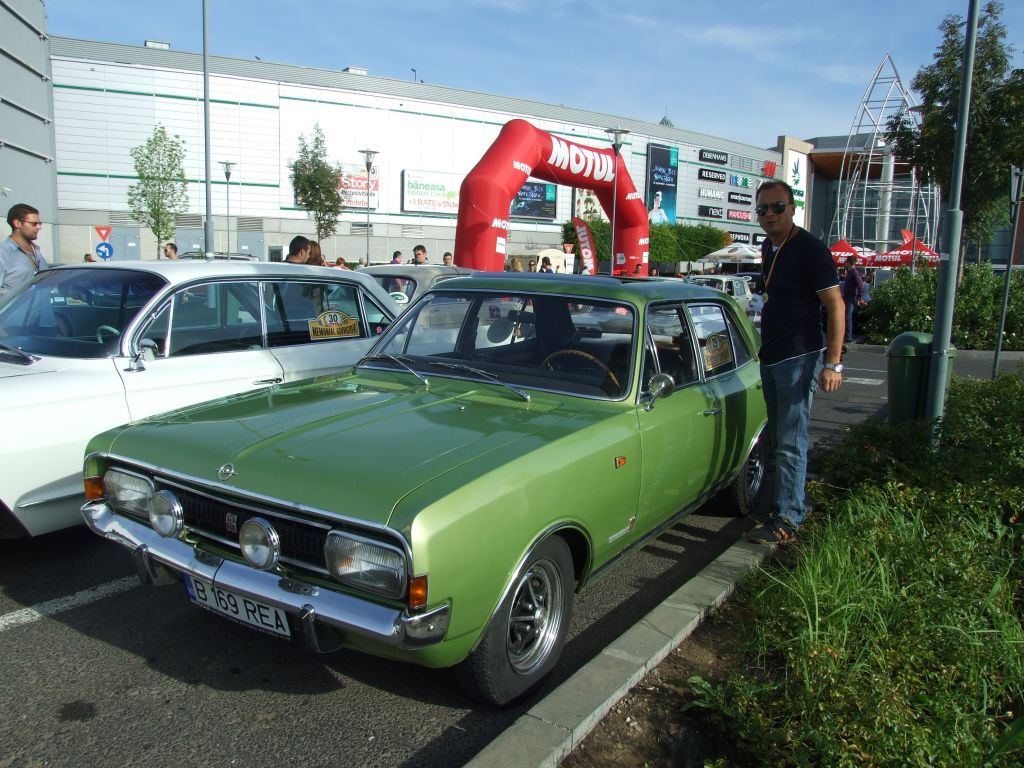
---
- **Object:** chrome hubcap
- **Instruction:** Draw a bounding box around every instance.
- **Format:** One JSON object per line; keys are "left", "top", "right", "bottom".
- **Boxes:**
{"left": 506, "top": 557, "right": 564, "bottom": 675}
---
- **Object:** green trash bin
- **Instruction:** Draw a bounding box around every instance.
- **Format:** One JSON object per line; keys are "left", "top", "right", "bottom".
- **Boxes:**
{"left": 886, "top": 332, "right": 957, "bottom": 424}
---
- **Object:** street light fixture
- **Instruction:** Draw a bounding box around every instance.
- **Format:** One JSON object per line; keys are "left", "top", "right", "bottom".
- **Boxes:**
{"left": 359, "top": 149, "right": 378, "bottom": 264}
{"left": 605, "top": 127, "right": 629, "bottom": 275}
{"left": 220, "top": 160, "right": 235, "bottom": 256}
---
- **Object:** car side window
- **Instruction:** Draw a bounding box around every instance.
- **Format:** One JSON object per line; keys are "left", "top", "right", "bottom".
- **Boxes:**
{"left": 265, "top": 280, "right": 366, "bottom": 347}
{"left": 145, "top": 281, "right": 263, "bottom": 357}
{"left": 688, "top": 304, "right": 737, "bottom": 378}
{"left": 645, "top": 304, "right": 699, "bottom": 387}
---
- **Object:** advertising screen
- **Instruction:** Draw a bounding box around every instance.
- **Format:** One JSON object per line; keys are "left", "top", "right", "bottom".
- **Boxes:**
{"left": 645, "top": 144, "right": 678, "bottom": 225}
{"left": 510, "top": 181, "right": 557, "bottom": 219}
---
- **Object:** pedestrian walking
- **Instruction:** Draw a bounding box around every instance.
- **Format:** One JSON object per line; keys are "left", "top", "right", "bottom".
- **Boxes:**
{"left": 841, "top": 255, "right": 866, "bottom": 343}
{"left": 1, "top": 204, "right": 48, "bottom": 306}
{"left": 747, "top": 181, "right": 844, "bottom": 546}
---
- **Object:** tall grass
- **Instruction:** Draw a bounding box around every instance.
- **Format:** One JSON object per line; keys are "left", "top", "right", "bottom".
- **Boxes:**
{"left": 692, "top": 374, "right": 1024, "bottom": 766}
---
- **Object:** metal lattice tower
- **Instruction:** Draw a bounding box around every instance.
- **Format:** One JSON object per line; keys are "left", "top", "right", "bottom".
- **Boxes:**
{"left": 831, "top": 55, "right": 940, "bottom": 253}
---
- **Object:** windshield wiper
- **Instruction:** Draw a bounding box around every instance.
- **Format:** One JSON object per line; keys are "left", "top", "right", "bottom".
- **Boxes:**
{"left": 429, "top": 361, "right": 530, "bottom": 402}
{"left": 358, "top": 353, "right": 428, "bottom": 386}
{"left": 0, "top": 342, "right": 38, "bottom": 365}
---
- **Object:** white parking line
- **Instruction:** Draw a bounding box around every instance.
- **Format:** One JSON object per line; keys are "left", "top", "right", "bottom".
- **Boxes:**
{"left": 843, "top": 376, "right": 884, "bottom": 386}
{"left": 0, "top": 576, "right": 138, "bottom": 634}
{"left": 845, "top": 367, "right": 886, "bottom": 373}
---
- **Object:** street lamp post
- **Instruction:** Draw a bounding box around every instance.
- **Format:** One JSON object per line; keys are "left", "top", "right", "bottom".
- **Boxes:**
{"left": 220, "top": 161, "right": 235, "bottom": 256}
{"left": 359, "top": 149, "right": 378, "bottom": 264}
{"left": 605, "top": 127, "right": 629, "bottom": 275}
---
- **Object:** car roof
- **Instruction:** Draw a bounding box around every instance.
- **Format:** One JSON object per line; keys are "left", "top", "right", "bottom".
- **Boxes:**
{"left": 48, "top": 260, "right": 401, "bottom": 312}
{"left": 360, "top": 264, "right": 476, "bottom": 278}
{"left": 428, "top": 272, "right": 723, "bottom": 304}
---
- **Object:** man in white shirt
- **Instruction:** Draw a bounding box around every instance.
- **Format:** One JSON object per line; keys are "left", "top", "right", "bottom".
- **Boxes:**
{"left": 0, "top": 204, "right": 48, "bottom": 306}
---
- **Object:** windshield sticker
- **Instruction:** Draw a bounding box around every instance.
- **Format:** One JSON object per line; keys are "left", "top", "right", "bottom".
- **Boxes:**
{"left": 703, "top": 332, "right": 733, "bottom": 370}
{"left": 308, "top": 311, "right": 359, "bottom": 340}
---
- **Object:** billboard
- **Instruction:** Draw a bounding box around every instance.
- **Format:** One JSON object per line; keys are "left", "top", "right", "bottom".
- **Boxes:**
{"left": 402, "top": 169, "right": 462, "bottom": 214}
{"left": 510, "top": 180, "right": 557, "bottom": 219}
{"left": 339, "top": 163, "right": 380, "bottom": 209}
{"left": 645, "top": 144, "right": 678, "bottom": 224}
{"left": 572, "top": 187, "right": 608, "bottom": 222}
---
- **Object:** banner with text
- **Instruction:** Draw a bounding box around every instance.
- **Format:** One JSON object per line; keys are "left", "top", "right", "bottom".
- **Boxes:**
{"left": 645, "top": 144, "right": 678, "bottom": 225}
{"left": 572, "top": 216, "right": 598, "bottom": 275}
{"left": 339, "top": 163, "right": 380, "bottom": 209}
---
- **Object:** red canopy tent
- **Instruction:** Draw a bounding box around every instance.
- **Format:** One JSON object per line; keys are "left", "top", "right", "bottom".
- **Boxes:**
{"left": 874, "top": 229, "right": 939, "bottom": 267}
{"left": 830, "top": 239, "right": 872, "bottom": 266}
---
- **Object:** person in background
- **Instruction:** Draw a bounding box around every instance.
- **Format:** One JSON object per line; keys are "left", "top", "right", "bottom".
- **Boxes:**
{"left": 83, "top": 253, "right": 96, "bottom": 263}
{"left": 357, "top": 258, "right": 367, "bottom": 268}
{"left": 539, "top": 256, "right": 554, "bottom": 273}
{"left": 747, "top": 180, "right": 843, "bottom": 547}
{"left": 509, "top": 257, "right": 524, "bottom": 272}
{"left": 390, "top": 250, "right": 402, "bottom": 264}
{"left": 1, "top": 203, "right": 48, "bottom": 307}
{"left": 163, "top": 242, "right": 179, "bottom": 259}
{"left": 286, "top": 236, "right": 311, "bottom": 264}
{"left": 307, "top": 241, "right": 326, "bottom": 266}
{"left": 412, "top": 244, "right": 428, "bottom": 265}
{"left": 649, "top": 267, "right": 660, "bottom": 277}
{"left": 334, "top": 257, "right": 350, "bottom": 269}
{"left": 442, "top": 252, "right": 454, "bottom": 266}
{"left": 527, "top": 259, "right": 537, "bottom": 272}
{"left": 841, "top": 255, "right": 866, "bottom": 343}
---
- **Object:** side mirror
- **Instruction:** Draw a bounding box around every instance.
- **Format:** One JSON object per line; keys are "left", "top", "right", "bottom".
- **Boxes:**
{"left": 139, "top": 338, "right": 159, "bottom": 361}
{"left": 644, "top": 372, "right": 674, "bottom": 411}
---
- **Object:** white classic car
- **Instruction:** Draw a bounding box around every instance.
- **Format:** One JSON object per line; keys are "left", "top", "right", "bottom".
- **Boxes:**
{"left": 0, "top": 260, "right": 399, "bottom": 538}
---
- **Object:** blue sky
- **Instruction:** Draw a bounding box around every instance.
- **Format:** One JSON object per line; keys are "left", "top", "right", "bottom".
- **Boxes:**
{"left": 44, "top": 0, "right": 1023, "bottom": 149}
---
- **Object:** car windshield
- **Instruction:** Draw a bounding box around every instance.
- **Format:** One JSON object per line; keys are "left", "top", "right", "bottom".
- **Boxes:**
{"left": 0, "top": 268, "right": 166, "bottom": 359}
{"left": 364, "top": 290, "right": 636, "bottom": 399}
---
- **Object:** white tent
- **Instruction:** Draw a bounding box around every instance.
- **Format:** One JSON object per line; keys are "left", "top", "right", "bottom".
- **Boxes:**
{"left": 704, "top": 244, "right": 762, "bottom": 263}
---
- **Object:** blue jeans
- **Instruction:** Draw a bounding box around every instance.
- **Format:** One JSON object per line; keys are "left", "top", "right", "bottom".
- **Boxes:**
{"left": 760, "top": 349, "right": 823, "bottom": 529}
{"left": 843, "top": 296, "right": 856, "bottom": 341}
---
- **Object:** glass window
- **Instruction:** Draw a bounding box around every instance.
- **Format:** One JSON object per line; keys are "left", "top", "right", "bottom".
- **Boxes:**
{"left": 688, "top": 304, "right": 737, "bottom": 377}
{"left": 645, "top": 304, "right": 699, "bottom": 387}
{"left": 265, "top": 280, "right": 366, "bottom": 348}
{"left": 148, "top": 281, "right": 262, "bottom": 357}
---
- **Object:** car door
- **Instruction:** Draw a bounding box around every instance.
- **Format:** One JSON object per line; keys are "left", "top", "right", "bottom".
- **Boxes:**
{"left": 116, "top": 279, "right": 286, "bottom": 422}
{"left": 634, "top": 302, "right": 722, "bottom": 531}
{"left": 263, "top": 278, "right": 390, "bottom": 381}
{"left": 686, "top": 302, "right": 760, "bottom": 483}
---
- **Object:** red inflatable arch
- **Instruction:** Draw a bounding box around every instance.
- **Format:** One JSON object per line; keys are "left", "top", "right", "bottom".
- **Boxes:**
{"left": 454, "top": 119, "right": 650, "bottom": 274}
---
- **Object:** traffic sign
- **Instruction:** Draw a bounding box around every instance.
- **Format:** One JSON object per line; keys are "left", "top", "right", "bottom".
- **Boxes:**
{"left": 96, "top": 242, "right": 114, "bottom": 260}
{"left": 95, "top": 226, "right": 112, "bottom": 242}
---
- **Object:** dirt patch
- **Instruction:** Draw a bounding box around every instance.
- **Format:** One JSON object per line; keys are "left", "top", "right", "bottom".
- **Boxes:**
{"left": 562, "top": 600, "right": 756, "bottom": 768}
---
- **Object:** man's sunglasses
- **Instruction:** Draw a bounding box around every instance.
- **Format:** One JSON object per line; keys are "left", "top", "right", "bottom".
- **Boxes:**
{"left": 755, "top": 201, "right": 789, "bottom": 216}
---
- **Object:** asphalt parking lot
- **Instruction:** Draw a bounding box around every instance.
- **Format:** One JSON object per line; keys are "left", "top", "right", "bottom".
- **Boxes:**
{"left": 0, "top": 345, "right": 1017, "bottom": 767}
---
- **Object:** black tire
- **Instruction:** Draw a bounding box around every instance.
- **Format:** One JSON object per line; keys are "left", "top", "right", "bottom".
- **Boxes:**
{"left": 456, "top": 536, "right": 574, "bottom": 706}
{"left": 712, "top": 430, "right": 769, "bottom": 517}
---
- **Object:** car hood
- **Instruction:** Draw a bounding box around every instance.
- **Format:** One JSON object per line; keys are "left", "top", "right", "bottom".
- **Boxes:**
{"left": 101, "top": 370, "right": 614, "bottom": 528}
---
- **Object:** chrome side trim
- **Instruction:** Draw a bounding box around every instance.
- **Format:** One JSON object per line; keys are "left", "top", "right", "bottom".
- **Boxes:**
{"left": 82, "top": 501, "right": 448, "bottom": 649}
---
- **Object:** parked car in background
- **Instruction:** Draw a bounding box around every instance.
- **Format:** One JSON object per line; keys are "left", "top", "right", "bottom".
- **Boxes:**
{"left": 179, "top": 251, "right": 261, "bottom": 262}
{"left": 359, "top": 264, "right": 476, "bottom": 309}
{"left": 0, "top": 261, "right": 398, "bottom": 538}
{"left": 83, "top": 273, "right": 767, "bottom": 705}
{"left": 687, "top": 274, "right": 754, "bottom": 313}
{"left": 736, "top": 271, "right": 764, "bottom": 295}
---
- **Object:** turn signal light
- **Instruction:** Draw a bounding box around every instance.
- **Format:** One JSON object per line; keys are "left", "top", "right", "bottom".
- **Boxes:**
{"left": 84, "top": 476, "right": 104, "bottom": 501}
{"left": 408, "top": 575, "right": 428, "bottom": 609}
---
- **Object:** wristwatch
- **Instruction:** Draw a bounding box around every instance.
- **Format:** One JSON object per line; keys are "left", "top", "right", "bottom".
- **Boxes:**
{"left": 824, "top": 362, "right": 844, "bottom": 374}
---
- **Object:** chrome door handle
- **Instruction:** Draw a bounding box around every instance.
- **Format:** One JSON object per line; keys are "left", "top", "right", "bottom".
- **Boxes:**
{"left": 700, "top": 408, "right": 723, "bottom": 416}
{"left": 254, "top": 377, "right": 283, "bottom": 385}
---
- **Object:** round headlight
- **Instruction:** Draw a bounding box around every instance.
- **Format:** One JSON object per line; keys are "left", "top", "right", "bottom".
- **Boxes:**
{"left": 148, "top": 490, "right": 183, "bottom": 537}
{"left": 239, "top": 517, "right": 280, "bottom": 570}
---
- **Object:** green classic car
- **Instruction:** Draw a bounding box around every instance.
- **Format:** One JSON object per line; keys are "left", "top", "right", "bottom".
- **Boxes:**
{"left": 82, "top": 273, "right": 767, "bottom": 705}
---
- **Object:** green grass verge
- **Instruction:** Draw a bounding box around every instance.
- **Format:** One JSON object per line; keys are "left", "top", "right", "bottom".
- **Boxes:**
{"left": 688, "top": 373, "right": 1024, "bottom": 767}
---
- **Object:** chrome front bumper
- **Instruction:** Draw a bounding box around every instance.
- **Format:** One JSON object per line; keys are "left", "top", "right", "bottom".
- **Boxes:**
{"left": 82, "top": 501, "right": 449, "bottom": 649}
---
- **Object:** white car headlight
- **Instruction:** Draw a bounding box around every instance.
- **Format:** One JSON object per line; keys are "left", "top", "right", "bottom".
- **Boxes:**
{"left": 104, "top": 469, "right": 154, "bottom": 517}
{"left": 325, "top": 532, "right": 406, "bottom": 598}
{"left": 239, "top": 517, "right": 281, "bottom": 570}
{"left": 148, "top": 490, "right": 183, "bottom": 538}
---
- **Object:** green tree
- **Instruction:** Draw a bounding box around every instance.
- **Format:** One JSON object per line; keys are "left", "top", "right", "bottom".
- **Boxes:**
{"left": 127, "top": 125, "right": 188, "bottom": 259}
{"left": 886, "top": 1, "right": 1024, "bottom": 251}
{"left": 289, "top": 124, "right": 344, "bottom": 242}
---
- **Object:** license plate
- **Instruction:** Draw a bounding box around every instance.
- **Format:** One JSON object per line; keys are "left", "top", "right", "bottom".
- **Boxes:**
{"left": 184, "top": 575, "right": 291, "bottom": 638}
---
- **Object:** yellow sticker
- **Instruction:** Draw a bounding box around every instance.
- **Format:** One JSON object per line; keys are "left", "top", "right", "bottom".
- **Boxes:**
{"left": 308, "top": 311, "right": 359, "bottom": 340}
{"left": 703, "top": 332, "right": 734, "bottom": 370}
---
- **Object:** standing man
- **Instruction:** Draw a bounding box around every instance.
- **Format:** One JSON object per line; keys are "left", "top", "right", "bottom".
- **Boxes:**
{"left": 412, "top": 244, "right": 428, "bottom": 265}
{"left": 747, "top": 181, "right": 844, "bottom": 546}
{"left": 841, "top": 254, "right": 866, "bottom": 343}
{"left": 539, "top": 256, "right": 554, "bottom": 273}
{"left": 390, "top": 250, "right": 403, "bottom": 264}
{"left": 285, "top": 235, "right": 311, "bottom": 264}
{"left": 1, "top": 204, "right": 48, "bottom": 307}
{"left": 163, "top": 242, "right": 179, "bottom": 259}
{"left": 442, "top": 251, "right": 454, "bottom": 266}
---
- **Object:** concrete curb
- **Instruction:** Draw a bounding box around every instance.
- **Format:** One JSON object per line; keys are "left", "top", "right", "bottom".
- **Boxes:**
{"left": 463, "top": 539, "right": 769, "bottom": 768}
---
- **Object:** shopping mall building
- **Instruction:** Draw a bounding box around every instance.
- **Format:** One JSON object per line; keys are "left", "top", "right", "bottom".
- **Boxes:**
{"left": 4, "top": 2, "right": 831, "bottom": 266}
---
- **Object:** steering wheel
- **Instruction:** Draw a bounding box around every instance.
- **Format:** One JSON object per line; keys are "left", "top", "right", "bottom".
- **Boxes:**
{"left": 541, "top": 349, "right": 620, "bottom": 390}
{"left": 96, "top": 325, "right": 121, "bottom": 344}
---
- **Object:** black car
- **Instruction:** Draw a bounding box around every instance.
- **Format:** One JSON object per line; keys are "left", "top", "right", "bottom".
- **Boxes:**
{"left": 736, "top": 271, "right": 764, "bottom": 294}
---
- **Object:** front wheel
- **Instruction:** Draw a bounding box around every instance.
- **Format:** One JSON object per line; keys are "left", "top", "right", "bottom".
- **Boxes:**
{"left": 456, "top": 537, "right": 574, "bottom": 706}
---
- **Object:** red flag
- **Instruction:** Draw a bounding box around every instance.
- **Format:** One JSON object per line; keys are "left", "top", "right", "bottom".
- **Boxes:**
{"left": 572, "top": 216, "right": 597, "bottom": 276}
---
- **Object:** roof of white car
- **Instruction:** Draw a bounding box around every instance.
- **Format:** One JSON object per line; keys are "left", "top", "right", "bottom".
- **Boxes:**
{"left": 55, "top": 260, "right": 378, "bottom": 286}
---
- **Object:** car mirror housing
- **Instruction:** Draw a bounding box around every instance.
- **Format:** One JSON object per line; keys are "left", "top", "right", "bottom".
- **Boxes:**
{"left": 644, "top": 372, "right": 674, "bottom": 410}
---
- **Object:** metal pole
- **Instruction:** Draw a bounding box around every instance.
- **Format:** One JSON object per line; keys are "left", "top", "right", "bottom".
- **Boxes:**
{"left": 201, "top": 0, "right": 214, "bottom": 258}
{"left": 220, "top": 161, "right": 234, "bottom": 256}
{"left": 359, "top": 149, "right": 377, "bottom": 264}
{"left": 924, "top": 0, "right": 980, "bottom": 433}
{"left": 993, "top": 166, "right": 1024, "bottom": 377}
{"left": 605, "top": 128, "right": 628, "bottom": 275}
